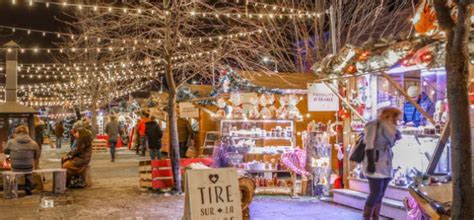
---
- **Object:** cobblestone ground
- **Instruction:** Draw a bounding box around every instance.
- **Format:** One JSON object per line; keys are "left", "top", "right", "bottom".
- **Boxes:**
{"left": 0, "top": 143, "right": 365, "bottom": 220}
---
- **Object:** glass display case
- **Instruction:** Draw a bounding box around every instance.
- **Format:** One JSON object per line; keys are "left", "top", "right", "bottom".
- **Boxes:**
{"left": 350, "top": 67, "right": 450, "bottom": 187}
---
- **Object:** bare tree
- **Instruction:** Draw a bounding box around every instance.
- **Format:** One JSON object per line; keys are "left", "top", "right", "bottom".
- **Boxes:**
{"left": 433, "top": 0, "right": 472, "bottom": 218}
{"left": 52, "top": 0, "right": 413, "bottom": 193}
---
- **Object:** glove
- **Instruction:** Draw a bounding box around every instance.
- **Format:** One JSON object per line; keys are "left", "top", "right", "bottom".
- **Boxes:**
{"left": 366, "top": 149, "right": 376, "bottom": 173}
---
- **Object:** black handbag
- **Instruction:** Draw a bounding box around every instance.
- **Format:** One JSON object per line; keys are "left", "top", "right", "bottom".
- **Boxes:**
{"left": 349, "top": 132, "right": 366, "bottom": 163}
{"left": 349, "top": 121, "right": 379, "bottom": 163}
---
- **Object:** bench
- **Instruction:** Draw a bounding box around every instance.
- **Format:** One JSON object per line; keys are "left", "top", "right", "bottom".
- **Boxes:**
{"left": 2, "top": 168, "right": 66, "bottom": 199}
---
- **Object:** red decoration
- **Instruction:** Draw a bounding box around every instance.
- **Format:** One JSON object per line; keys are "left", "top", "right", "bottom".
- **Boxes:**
{"left": 413, "top": 0, "right": 437, "bottom": 35}
{"left": 345, "top": 65, "right": 357, "bottom": 74}
{"left": 358, "top": 51, "right": 370, "bottom": 61}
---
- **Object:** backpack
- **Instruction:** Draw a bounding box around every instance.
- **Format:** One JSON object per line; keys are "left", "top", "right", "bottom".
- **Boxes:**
{"left": 349, "top": 132, "right": 366, "bottom": 163}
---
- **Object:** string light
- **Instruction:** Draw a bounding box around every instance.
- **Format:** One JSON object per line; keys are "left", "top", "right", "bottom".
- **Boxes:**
{"left": 0, "top": 25, "right": 262, "bottom": 46}
{"left": 14, "top": 0, "right": 326, "bottom": 20}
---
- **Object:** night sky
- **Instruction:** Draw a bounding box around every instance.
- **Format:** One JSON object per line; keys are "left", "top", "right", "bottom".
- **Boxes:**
{"left": 0, "top": 0, "right": 69, "bottom": 63}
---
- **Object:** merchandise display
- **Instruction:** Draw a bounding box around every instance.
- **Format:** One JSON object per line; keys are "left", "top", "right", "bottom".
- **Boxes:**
{"left": 218, "top": 119, "right": 297, "bottom": 195}
{"left": 304, "top": 131, "right": 332, "bottom": 196}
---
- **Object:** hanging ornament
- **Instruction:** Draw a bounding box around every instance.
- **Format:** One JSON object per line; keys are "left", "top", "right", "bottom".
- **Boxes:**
{"left": 358, "top": 51, "right": 370, "bottom": 61}
{"left": 345, "top": 64, "right": 357, "bottom": 74}
{"left": 248, "top": 97, "right": 260, "bottom": 119}
{"left": 259, "top": 94, "right": 269, "bottom": 107}
{"left": 230, "top": 92, "right": 242, "bottom": 106}
{"left": 215, "top": 98, "right": 227, "bottom": 118}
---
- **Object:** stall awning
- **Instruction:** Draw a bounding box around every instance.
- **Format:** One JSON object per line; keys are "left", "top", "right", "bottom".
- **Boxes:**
{"left": 0, "top": 102, "right": 37, "bottom": 114}
{"left": 236, "top": 71, "right": 318, "bottom": 90}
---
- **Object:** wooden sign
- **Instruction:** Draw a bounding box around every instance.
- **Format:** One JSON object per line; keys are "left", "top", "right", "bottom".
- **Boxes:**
{"left": 184, "top": 168, "right": 242, "bottom": 220}
{"left": 179, "top": 102, "right": 200, "bottom": 118}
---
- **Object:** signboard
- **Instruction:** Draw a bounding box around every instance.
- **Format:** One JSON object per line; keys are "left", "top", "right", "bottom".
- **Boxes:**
{"left": 183, "top": 168, "right": 242, "bottom": 220}
{"left": 179, "top": 102, "right": 200, "bottom": 118}
{"left": 307, "top": 83, "right": 339, "bottom": 112}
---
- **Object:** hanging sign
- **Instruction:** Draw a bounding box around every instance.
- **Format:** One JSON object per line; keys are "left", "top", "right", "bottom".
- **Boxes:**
{"left": 183, "top": 168, "right": 242, "bottom": 220}
{"left": 179, "top": 102, "right": 200, "bottom": 118}
{"left": 307, "top": 83, "right": 339, "bottom": 112}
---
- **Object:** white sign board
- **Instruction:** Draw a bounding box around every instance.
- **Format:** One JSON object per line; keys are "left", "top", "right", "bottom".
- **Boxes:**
{"left": 183, "top": 168, "right": 242, "bottom": 220}
{"left": 180, "top": 102, "right": 200, "bottom": 118}
{"left": 307, "top": 83, "right": 339, "bottom": 112}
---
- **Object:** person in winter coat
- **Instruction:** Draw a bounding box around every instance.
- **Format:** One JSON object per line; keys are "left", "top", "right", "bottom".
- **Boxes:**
{"left": 34, "top": 116, "right": 45, "bottom": 153}
{"left": 137, "top": 112, "right": 150, "bottom": 157}
{"left": 62, "top": 127, "right": 93, "bottom": 184}
{"left": 54, "top": 121, "right": 65, "bottom": 149}
{"left": 145, "top": 116, "right": 163, "bottom": 160}
{"left": 3, "top": 125, "right": 40, "bottom": 196}
{"left": 177, "top": 117, "right": 194, "bottom": 158}
{"left": 105, "top": 115, "right": 121, "bottom": 162}
{"left": 363, "top": 107, "right": 402, "bottom": 220}
{"left": 403, "top": 86, "right": 434, "bottom": 127}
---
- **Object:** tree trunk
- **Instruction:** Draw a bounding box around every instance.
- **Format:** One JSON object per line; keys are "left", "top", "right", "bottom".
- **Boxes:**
{"left": 433, "top": 1, "right": 472, "bottom": 218}
{"left": 165, "top": 66, "right": 182, "bottom": 193}
{"left": 445, "top": 48, "right": 473, "bottom": 219}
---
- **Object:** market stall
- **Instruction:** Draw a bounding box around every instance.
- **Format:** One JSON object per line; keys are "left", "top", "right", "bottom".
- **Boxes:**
{"left": 311, "top": 35, "right": 456, "bottom": 219}
{"left": 190, "top": 69, "right": 340, "bottom": 196}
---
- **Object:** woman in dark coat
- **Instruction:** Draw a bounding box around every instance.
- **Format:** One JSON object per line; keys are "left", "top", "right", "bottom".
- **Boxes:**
{"left": 62, "top": 127, "right": 93, "bottom": 183}
{"left": 145, "top": 116, "right": 163, "bottom": 160}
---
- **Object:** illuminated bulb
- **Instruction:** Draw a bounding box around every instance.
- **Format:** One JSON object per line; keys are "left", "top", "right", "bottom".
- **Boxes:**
{"left": 29, "top": 0, "right": 32, "bottom": 6}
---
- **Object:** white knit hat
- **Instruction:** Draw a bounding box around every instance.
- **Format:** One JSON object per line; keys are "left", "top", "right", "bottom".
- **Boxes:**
{"left": 407, "top": 86, "right": 420, "bottom": 98}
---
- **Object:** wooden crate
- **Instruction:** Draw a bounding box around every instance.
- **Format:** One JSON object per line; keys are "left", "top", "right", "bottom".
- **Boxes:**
{"left": 139, "top": 160, "right": 152, "bottom": 188}
{"left": 92, "top": 139, "right": 108, "bottom": 152}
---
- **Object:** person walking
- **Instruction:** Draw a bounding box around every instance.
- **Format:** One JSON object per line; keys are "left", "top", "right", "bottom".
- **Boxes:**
{"left": 137, "top": 112, "right": 150, "bottom": 157}
{"left": 33, "top": 116, "right": 45, "bottom": 169}
{"left": 105, "top": 115, "right": 121, "bottom": 162}
{"left": 177, "top": 117, "right": 194, "bottom": 158}
{"left": 54, "top": 120, "right": 65, "bottom": 149}
{"left": 145, "top": 116, "right": 163, "bottom": 160}
{"left": 3, "top": 125, "right": 40, "bottom": 196}
{"left": 363, "top": 107, "right": 402, "bottom": 220}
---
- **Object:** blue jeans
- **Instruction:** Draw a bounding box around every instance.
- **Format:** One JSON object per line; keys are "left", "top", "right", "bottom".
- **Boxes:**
{"left": 140, "top": 136, "right": 147, "bottom": 156}
{"left": 56, "top": 137, "right": 62, "bottom": 149}
{"left": 109, "top": 140, "right": 117, "bottom": 160}
{"left": 149, "top": 148, "right": 162, "bottom": 161}
{"left": 365, "top": 178, "right": 391, "bottom": 207}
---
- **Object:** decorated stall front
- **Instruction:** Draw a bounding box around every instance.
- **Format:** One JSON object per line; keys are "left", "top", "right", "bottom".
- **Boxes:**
{"left": 312, "top": 35, "right": 456, "bottom": 218}
{"left": 187, "top": 69, "right": 343, "bottom": 196}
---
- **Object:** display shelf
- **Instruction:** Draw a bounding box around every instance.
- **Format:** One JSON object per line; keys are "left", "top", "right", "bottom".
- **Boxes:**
{"left": 245, "top": 169, "right": 291, "bottom": 173}
{"left": 219, "top": 119, "right": 297, "bottom": 196}
{"left": 227, "top": 136, "right": 293, "bottom": 140}
{"left": 255, "top": 187, "right": 292, "bottom": 195}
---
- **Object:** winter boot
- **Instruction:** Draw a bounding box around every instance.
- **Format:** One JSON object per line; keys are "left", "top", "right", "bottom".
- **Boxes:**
{"left": 363, "top": 205, "right": 374, "bottom": 220}
{"left": 372, "top": 203, "right": 382, "bottom": 220}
